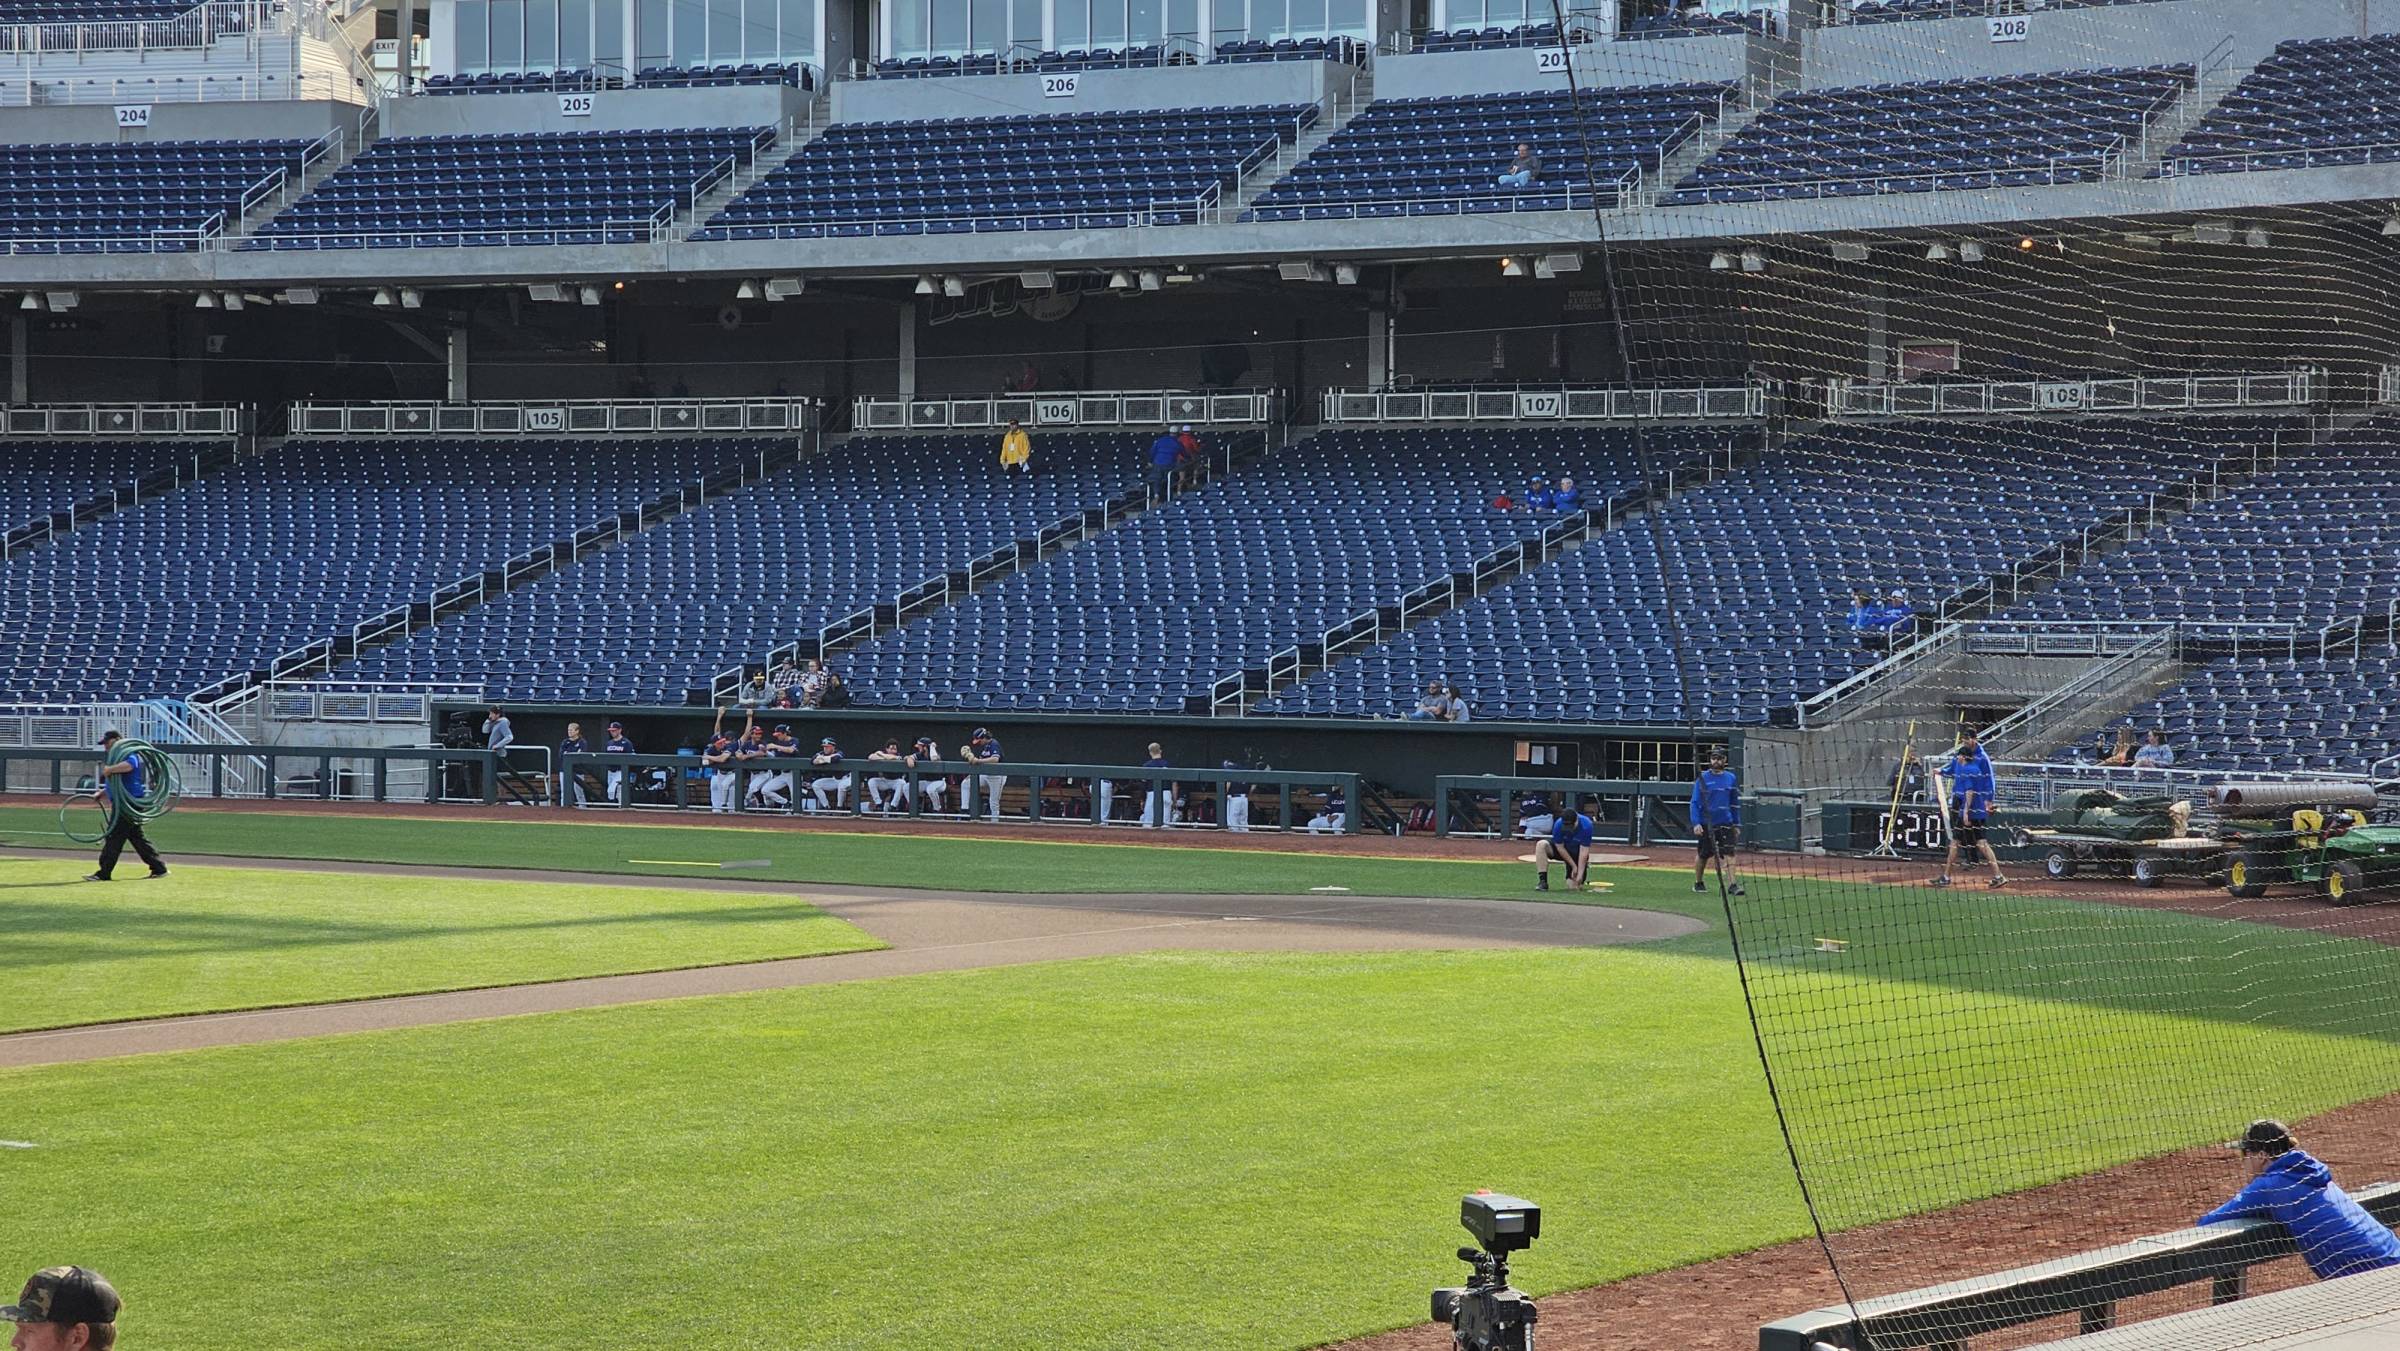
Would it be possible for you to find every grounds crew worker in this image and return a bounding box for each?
[3,1264,123,1351]
[82,731,166,883]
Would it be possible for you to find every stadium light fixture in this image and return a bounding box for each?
[763,276,805,301]
[1829,240,1870,263]
[735,279,763,300]
[1924,242,1952,263]
[41,290,77,310]
[280,287,320,305]
[399,288,424,309]
[1165,267,1200,285]
[2192,222,2234,246]
[1957,240,1986,263]
[2243,225,2271,249]
[193,291,218,309]
[913,275,938,295]
[1499,256,1525,277]
[2018,236,2037,251]
[577,284,602,306]
[1738,247,1767,274]
[18,294,43,311]
[528,283,567,303]
[940,275,967,298]
[1019,269,1056,289]
[1107,269,1134,290]
[219,292,244,312]
[1330,262,1359,286]
[1532,252,1580,280]
[1707,251,1733,271]
[371,288,397,307]
[1137,268,1164,291]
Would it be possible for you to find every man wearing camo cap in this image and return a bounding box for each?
[3,1265,121,1350]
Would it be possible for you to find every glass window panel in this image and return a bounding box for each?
[893,0,926,54]
[669,0,701,60]
[778,0,812,56]
[709,0,739,57]
[1486,0,1522,23]
[1287,0,1320,34]
[525,0,557,66]
[454,0,488,69]
[1010,0,1037,49]
[1325,0,1360,30]
[559,0,591,65]
[741,0,774,58]
[1053,0,1084,46]
[594,0,621,66]
[1165,0,1195,41]
[1127,0,1157,43]
[970,0,1000,50]
[488,0,523,65]
[1246,0,1278,39]
[930,0,967,49]
[1210,0,1243,43]
[1090,0,1122,45]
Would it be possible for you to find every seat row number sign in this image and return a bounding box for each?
[1534,46,1570,75]
[1987,15,2030,41]
[558,92,595,116]
[1035,399,1079,424]
[114,104,151,128]
[1042,73,1078,98]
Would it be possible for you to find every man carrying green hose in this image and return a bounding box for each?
[83,731,167,882]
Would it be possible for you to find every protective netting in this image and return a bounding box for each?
[1568,4,2400,1347]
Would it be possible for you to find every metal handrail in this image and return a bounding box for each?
[2155,137,2400,177]
[0,0,276,57]
[1832,367,2322,419]
[1789,621,1964,729]
[1979,624,2179,758]
[1245,168,1646,221]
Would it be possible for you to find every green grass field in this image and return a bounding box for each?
[7,811,2400,1348]
[0,856,880,1032]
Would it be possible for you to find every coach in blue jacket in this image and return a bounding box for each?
[1933,731,2008,890]
[2199,1119,2400,1280]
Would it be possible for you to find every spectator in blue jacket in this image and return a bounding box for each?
[2199,1119,2400,1281]
[1551,476,1582,513]
[1524,478,1557,512]
[1844,589,1880,634]
[1690,748,1744,896]
[1535,805,1595,892]
[1147,428,1183,500]
[1933,731,2008,889]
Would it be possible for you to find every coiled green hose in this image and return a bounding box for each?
[59,736,181,844]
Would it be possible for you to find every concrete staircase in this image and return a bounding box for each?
[2117,38,2253,180]
[684,85,834,231]
[1223,66,1373,221]
[226,106,378,241]
[1649,97,1761,206]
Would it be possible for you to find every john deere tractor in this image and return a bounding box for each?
[2212,782,2400,905]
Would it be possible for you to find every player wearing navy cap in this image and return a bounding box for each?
[702,708,740,813]
[601,720,635,805]
[753,724,798,808]
[866,739,908,812]
[906,735,948,813]
[810,737,854,812]
[961,727,1006,822]
[1221,760,1251,833]
[1306,785,1347,834]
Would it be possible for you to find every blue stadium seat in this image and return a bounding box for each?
[2156,34,2400,176]
[0,139,308,251]
[1664,65,2192,205]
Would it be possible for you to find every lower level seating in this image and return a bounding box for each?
[2058,648,2400,777]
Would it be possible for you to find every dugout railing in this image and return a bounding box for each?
[1431,774,1806,852]
[0,742,550,805]
[562,752,1362,832]
[1759,1181,2400,1351]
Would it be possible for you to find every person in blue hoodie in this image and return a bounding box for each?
[1535,803,1594,892]
[2198,1119,2400,1281]
[1933,730,2008,889]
